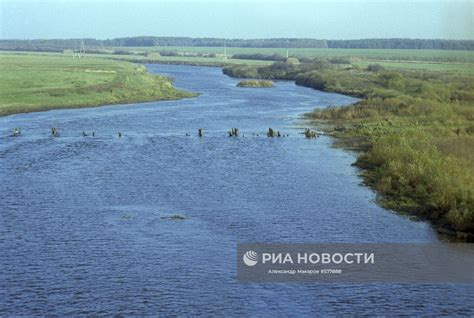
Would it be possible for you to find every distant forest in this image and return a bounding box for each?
[1,37,473,51]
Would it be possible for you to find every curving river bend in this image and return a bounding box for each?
[0,64,472,316]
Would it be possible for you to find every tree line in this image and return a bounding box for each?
[1,37,473,51]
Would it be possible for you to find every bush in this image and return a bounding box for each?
[159,51,179,56]
[222,65,259,78]
[295,71,328,90]
[366,64,386,72]
[113,50,135,55]
[232,53,286,62]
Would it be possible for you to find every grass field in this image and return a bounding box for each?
[8,46,472,73]
[3,47,474,73]
[0,54,195,116]
[111,46,474,74]
[118,46,474,62]
[109,54,272,66]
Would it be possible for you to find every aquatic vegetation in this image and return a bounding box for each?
[161,214,186,220]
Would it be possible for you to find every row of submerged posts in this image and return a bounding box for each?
[10,127,319,139]
[198,127,318,139]
[10,127,123,138]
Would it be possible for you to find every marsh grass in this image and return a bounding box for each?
[224,59,474,235]
[237,80,274,87]
[0,54,195,116]
[307,72,474,234]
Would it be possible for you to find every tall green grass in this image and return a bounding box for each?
[223,59,474,235]
[306,69,474,235]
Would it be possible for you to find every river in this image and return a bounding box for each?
[0,64,472,316]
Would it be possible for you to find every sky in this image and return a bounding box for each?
[0,0,473,40]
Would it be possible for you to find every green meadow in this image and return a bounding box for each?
[4,47,474,73]
[0,54,195,116]
[120,46,474,62]
[115,46,474,73]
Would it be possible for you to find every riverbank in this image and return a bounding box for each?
[2,51,473,238]
[0,54,196,117]
[223,61,474,239]
[3,63,460,316]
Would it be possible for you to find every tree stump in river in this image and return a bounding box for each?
[12,128,21,136]
[304,128,318,139]
[267,128,282,138]
[229,128,240,137]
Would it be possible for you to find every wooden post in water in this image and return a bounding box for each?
[267,128,274,137]
[304,128,318,139]
[229,128,240,137]
[267,128,282,138]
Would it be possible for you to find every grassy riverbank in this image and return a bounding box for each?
[223,60,474,238]
[2,50,473,237]
[0,54,196,116]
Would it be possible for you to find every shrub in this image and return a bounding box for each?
[366,64,386,72]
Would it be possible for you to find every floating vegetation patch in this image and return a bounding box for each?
[161,214,187,221]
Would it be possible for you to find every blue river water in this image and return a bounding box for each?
[0,64,472,316]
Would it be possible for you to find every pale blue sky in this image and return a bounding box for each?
[1,0,473,40]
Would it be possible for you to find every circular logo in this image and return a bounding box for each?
[243,250,258,266]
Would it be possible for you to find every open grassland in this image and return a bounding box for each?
[109,55,272,66]
[0,54,195,116]
[114,46,474,73]
[223,60,474,238]
[3,48,473,73]
[119,46,474,62]
[1,50,272,67]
